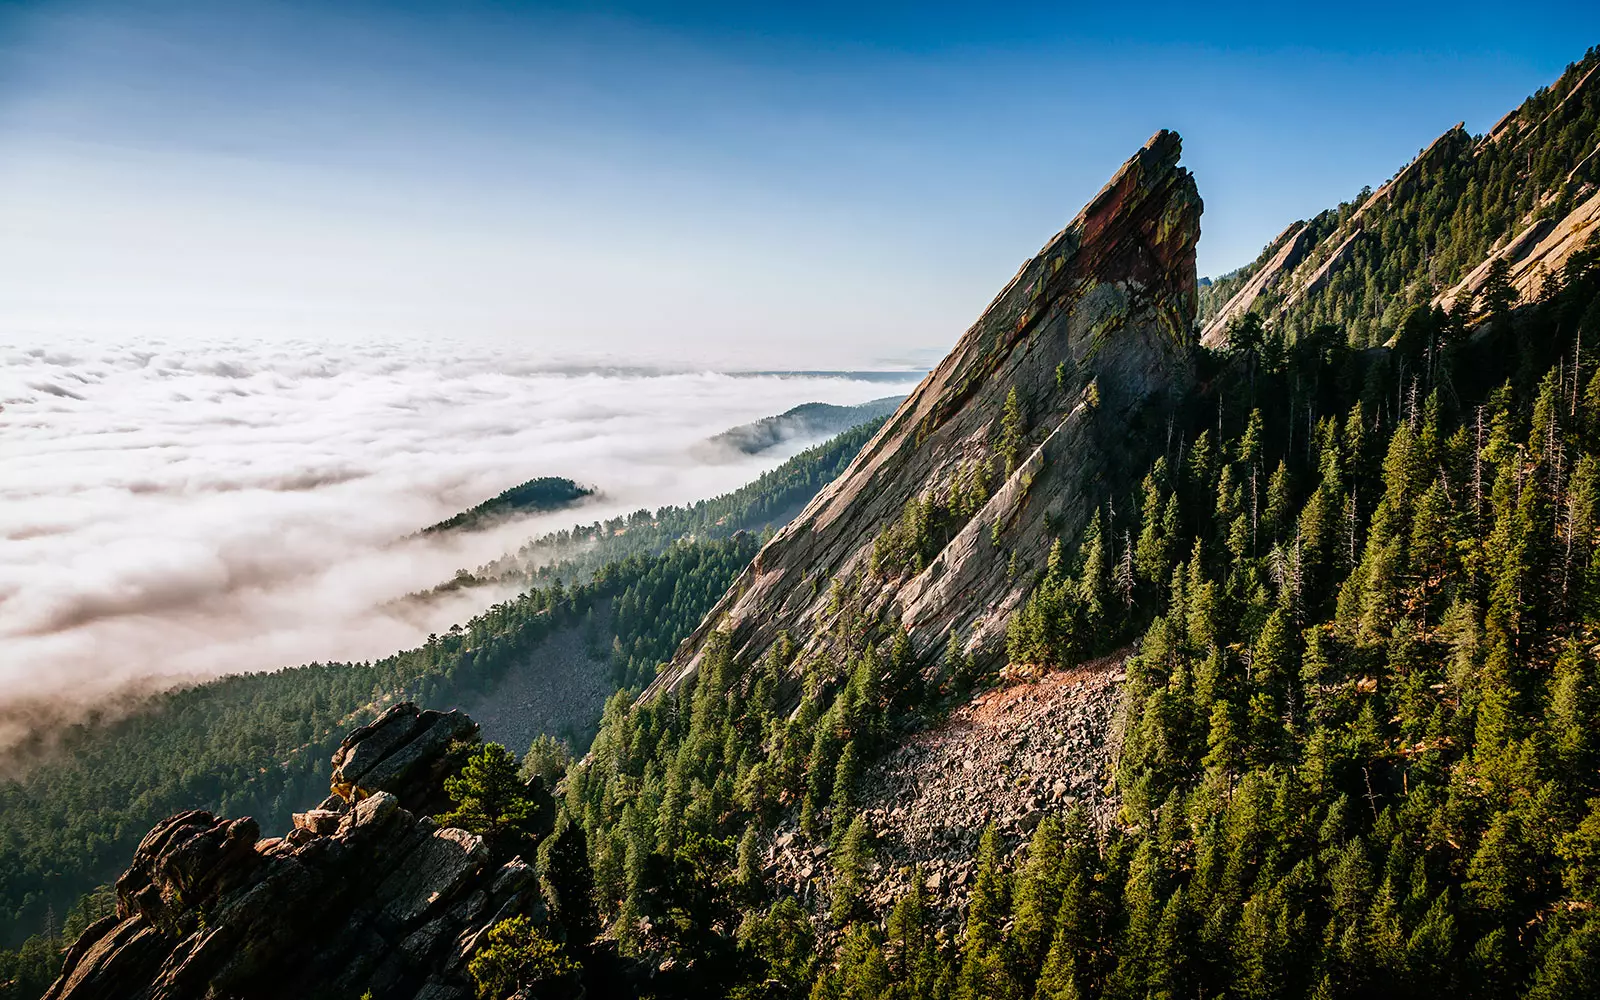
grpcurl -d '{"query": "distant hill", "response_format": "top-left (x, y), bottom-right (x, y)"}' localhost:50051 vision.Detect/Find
top-left (420, 475), bottom-right (592, 535)
top-left (703, 395), bottom-right (905, 455)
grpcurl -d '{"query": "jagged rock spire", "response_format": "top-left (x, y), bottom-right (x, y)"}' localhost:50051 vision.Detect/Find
top-left (649, 130), bottom-right (1201, 700)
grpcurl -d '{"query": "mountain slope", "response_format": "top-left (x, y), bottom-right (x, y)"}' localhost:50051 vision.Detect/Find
top-left (1202, 46), bottom-right (1600, 348)
top-left (650, 130), bottom-right (1200, 702)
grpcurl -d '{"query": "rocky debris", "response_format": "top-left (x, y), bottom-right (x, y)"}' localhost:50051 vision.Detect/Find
top-left (762, 658), bottom-right (1126, 921)
top-left (647, 132), bottom-right (1200, 706)
top-left (44, 704), bottom-right (544, 1000)
top-left (453, 600), bottom-right (617, 756)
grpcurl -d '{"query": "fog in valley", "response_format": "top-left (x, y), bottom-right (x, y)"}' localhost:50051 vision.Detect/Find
top-left (0, 335), bottom-right (918, 742)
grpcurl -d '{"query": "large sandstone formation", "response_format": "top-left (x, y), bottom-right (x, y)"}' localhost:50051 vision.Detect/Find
top-left (647, 130), bottom-right (1202, 700)
top-left (43, 705), bottom-right (547, 1000)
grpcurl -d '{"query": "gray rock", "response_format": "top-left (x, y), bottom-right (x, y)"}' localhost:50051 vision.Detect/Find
top-left (45, 706), bottom-right (540, 1000)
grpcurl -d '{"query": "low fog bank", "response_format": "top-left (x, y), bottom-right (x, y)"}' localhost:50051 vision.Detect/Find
top-left (0, 336), bottom-right (919, 730)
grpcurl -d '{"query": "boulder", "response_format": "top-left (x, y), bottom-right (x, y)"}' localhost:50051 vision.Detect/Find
top-left (45, 706), bottom-right (540, 1000)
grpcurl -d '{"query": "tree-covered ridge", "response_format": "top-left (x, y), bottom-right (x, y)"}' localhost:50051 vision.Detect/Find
top-left (0, 533), bottom-right (757, 980)
top-left (441, 415), bottom-right (889, 592)
top-left (421, 476), bottom-right (593, 535)
top-left (1206, 47), bottom-right (1597, 350)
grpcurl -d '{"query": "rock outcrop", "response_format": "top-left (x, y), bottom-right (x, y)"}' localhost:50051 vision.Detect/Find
top-left (647, 130), bottom-right (1202, 700)
top-left (44, 704), bottom-right (545, 1000)
top-left (1435, 186), bottom-right (1600, 313)
top-left (1198, 221), bottom-right (1314, 346)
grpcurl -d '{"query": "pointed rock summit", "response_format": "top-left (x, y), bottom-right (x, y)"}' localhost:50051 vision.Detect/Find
top-left (649, 130), bottom-right (1202, 697)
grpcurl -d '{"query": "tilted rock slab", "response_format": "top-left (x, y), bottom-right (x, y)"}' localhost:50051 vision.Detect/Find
top-left (1198, 220), bottom-right (1314, 347)
top-left (646, 130), bottom-right (1201, 702)
top-left (1434, 184), bottom-right (1600, 314)
top-left (45, 704), bottom-right (540, 1000)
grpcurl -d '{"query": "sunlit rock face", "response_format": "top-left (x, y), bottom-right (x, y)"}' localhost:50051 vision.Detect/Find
top-left (649, 130), bottom-right (1202, 701)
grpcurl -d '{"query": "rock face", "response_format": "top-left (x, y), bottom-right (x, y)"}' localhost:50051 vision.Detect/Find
top-left (44, 704), bottom-right (544, 1000)
top-left (647, 130), bottom-right (1201, 699)
top-left (1435, 186), bottom-right (1600, 313)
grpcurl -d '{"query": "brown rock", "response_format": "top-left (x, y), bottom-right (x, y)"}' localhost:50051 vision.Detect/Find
top-left (292, 809), bottom-right (342, 835)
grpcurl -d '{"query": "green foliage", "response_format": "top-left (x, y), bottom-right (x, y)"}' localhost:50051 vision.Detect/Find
top-left (522, 734), bottom-right (573, 788)
top-left (438, 742), bottom-right (543, 852)
top-left (1479, 256), bottom-right (1520, 327)
top-left (829, 815), bottom-right (873, 924)
top-left (870, 460), bottom-right (991, 579)
top-left (999, 386), bottom-right (1027, 476)
top-left (467, 915), bottom-right (581, 1000)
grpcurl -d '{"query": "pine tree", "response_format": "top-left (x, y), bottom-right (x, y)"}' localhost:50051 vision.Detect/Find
top-left (1479, 255), bottom-right (1520, 325)
top-left (1012, 816), bottom-right (1065, 974)
top-left (831, 740), bottom-right (861, 823)
top-left (536, 812), bottom-right (599, 945)
top-left (831, 814), bottom-right (874, 924)
top-left (1137, 469), bottom-right (1174, 585)
top-left (437, 742), bottom-right (542, 849)
top-left (1000, 387), bottom-right (1027, 476)
top-left (957, 825), bottom-right (1017, 1000)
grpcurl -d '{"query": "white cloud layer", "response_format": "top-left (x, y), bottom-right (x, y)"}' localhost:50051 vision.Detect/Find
top-left (0, 335), bottom-right (917, 719)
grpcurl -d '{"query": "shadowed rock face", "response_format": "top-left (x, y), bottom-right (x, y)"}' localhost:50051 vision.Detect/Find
top-left (647, 131), bottom-right (1201, 701)
top-left (44, 704), bottom-right (546, 1000)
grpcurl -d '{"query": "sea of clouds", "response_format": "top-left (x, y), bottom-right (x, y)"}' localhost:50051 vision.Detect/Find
top-left (0, 336), bottom-right (919, 736)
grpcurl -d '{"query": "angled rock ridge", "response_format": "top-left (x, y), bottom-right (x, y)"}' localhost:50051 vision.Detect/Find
top-left (1201, 51), bottom-right (1600, 347)
top-left (647, 130), bottom-right (1201, 699)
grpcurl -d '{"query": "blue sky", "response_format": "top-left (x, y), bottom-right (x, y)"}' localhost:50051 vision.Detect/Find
top-left (0, 1), bottom-right (1592, 366)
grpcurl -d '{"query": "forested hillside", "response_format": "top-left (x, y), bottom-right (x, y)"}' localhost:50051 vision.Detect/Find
top-left (387, 54), bottom-right (1600, 1000)
top-left (1202, 46), bottom-right (1599, 348)
top-left (0, 417), bottom-right (889, 991)
top-left (527, 200), bottom-right (1600, 1000)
